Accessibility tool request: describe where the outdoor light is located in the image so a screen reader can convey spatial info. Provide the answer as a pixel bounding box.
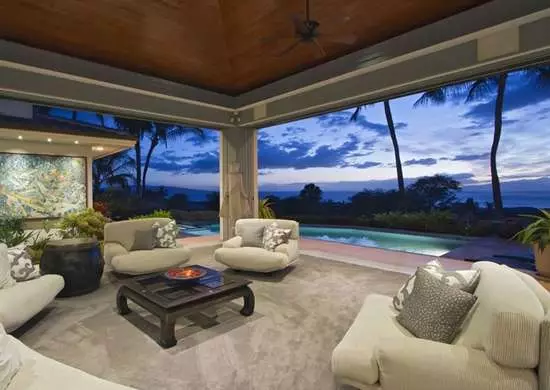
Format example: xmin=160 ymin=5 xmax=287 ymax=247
xmin=17 ymin=135 xmax=23 ymax=140
xmin=47 ymin=138 xmax=52 ymax=143
xmin=74 ymin=140 xmax=79 ymax=144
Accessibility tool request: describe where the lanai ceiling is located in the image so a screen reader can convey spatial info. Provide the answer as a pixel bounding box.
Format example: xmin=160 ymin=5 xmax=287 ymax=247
xmin=1 ymin=0 xmax=490 ymax=95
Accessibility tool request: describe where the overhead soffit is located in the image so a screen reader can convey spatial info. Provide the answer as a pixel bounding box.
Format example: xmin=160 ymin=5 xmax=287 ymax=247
xmin=0 ymin=0 xmax=490 ymax=95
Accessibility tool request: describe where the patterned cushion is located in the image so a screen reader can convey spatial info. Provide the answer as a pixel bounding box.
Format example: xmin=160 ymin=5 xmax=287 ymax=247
xmin=240 ymin=225 xmax=265 ymax=248
xmin=397 ymin=268 xmax=478 ymax=343
xmin=484 ymin=312 xmax=540 ymax=369
xmin=152 ymin=220 xmax=179 ymax=248
xmin=262 ymin=222 xmax=291 ymax=251
xmin=393 ymin=259 xmax=480 ymax=310
xmin=7 ymin=246 xmax=40 ymax=282
xmin=0 ymin=244 xmax=15 ymax=289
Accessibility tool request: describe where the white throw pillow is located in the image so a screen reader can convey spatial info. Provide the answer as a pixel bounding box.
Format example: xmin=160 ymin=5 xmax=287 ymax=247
xmin=393 ymin=259 xmax=480 ymax=311
xmin=153 ymin=220 xmax=179 ymax=248
xmin=7 ymin=246 xmax=40 ymax=282
xmin=0 ymin=244 xmax=15 ymax=290
xmin=0 ymin=324 xmax=21 ymax=390
xmin=262 ymin=222 xmax=291 ymax=251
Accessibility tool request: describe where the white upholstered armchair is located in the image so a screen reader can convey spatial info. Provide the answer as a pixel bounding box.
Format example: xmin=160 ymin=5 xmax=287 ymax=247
xmin=214 ymin=219 xmax=299 ymax=272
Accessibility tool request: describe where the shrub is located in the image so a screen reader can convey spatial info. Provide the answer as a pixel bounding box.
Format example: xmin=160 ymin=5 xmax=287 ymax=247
xmin=60 ymin=208 xmax=110 ymax=240
xmin=0 ymin=218 xmax=33 ymax=247
xmin=131 ymin=209 xmax=173 ymax=220
xmin=372 ymin=211 xmax=456 ymax=233
xmin=259 ymin=199 xmax=276 ymax=219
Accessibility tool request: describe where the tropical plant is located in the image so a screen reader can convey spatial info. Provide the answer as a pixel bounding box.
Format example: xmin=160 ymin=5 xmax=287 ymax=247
xmin=113 ymin=117 xmax=154 ymax=197
xmin=407 ymin=174 xmax=461 ymax=210
xmin=258 ymin=199 xmax=276 ymax=219
xmin=26 ymin=220 xmax=58 ymax=264
xmin=351 ymin=101 xmax=404 ymax=194
xmin=130 ymin=210 xmax=173 ymax=220
xmin=141 ymin=123 xmax=204 ymax=198
xmin=299 ymin=183 xmax=323 ymax=203
xmin=92 ymin=151 xmax=135 ymax=193
xmin=60 ymin=209 xmax=110 ymax=240
xmin=0 ymin=218 xmax=33 ymax=247
xmin=414 ymin=66 xmax=550 ymax=211
xmin=513 ymin=210 xmax=550 ymax=251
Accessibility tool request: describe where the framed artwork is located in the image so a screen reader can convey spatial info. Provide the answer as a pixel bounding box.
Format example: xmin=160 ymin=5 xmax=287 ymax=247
xmin=0 ymin=152 xmax=87 ymax=218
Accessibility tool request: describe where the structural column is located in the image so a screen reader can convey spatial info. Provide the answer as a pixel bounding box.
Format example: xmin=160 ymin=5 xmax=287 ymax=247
xmin=219 ymin=127 xmax=258 ymax=240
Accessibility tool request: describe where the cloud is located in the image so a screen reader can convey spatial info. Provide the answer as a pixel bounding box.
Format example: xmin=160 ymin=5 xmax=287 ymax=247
xmin=149 ymin=151 xmax=220 ymax=174
xmin=453 ymin=152 xmax=490 ymax=161
xmin=353 ymin=161 xmax=382 ymax=168
xmin=281 ymin=126 xmax=307 ymax=137
xmin=186 ymin=129 xmax=219 ymax=146
xmin=403 ymin=158 xmax=437 ymax=166
xmin=316 ymin=111 xmax=407 ymax=136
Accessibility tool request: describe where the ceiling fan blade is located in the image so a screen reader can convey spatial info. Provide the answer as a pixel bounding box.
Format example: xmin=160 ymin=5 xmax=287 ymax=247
xmin=276 ymin=40 xmax=302 ymax=57
xmin=312 ymin=38 xmax=326 ymax=57
xmin=320 ymin=33 xmax=357 ymax=46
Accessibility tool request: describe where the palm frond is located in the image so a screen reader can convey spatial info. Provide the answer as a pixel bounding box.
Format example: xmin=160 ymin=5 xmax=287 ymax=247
xmin=413 ymin=89 xmax=446 ymax=107
xmin=350 ymin=106 xmax=363 ymax=122
xmin=465 ymin=77 xmax=498 ymax=102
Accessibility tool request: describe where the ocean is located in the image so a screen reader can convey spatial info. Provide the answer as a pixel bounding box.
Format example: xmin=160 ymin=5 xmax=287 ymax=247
xmin=162 ymin=186 xmax=550 ymax=208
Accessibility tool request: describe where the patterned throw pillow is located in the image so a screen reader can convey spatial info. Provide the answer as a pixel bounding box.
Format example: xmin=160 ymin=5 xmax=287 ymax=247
xmin=262 ymin=222 xmax=291 ymax=251
xmin=7 ymin=246 xmax=40 ymax=282
xmin=153 ymin=220 xmax=179 ymax=248
xmin=393 ymin=259 xmax=480 ymax=311
xmin=397 ymin=268 xmax=478 ymax=343
xmin=0 ymin=244 xmax=16 ymax=289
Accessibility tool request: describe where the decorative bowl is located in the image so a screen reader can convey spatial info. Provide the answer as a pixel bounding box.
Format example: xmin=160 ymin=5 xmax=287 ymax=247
xmin=164 ymin=266 xmax=206 ymax=281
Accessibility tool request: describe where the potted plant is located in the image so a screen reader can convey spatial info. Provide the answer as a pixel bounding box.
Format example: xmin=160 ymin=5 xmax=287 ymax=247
xmin=514 ymin=209 xmax=550 ymax=277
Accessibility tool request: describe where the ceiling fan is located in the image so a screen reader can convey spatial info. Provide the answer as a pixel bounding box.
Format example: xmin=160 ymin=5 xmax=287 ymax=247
xmin=274 ymin=0 xmax=357 ymax=57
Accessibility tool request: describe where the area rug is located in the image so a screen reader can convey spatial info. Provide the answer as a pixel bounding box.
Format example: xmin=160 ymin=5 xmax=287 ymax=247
xmin=18 ymin=255 xmax=407 ymax=390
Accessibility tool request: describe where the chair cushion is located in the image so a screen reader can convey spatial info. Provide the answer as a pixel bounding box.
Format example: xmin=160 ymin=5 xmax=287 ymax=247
xmin=0 ymin=245 xmax=15 ymax=290
xmin=0 ymin=326 xmax=21 ymax=390
xmin=0 ymin=275 xmax=64 ymax=332
xmin=484 ymin=312 xmax=540 ymax=369
xmin=397 ymin=268 xmax=477 ymax=343
xmin=239 ymin=225 xmax=265 ymax=248
xmin=7 ymin=336 xmax=135 ymax=390
xmin=214 ymin=247 xmax=290 ymax=272
xmin=111 ymin=247 xmax=190 ymax=275
xmin=393 ymin=259 xmax=480 ymax=310
xmin=129 ymin=227 xmax=157 ymax=251
xmin=540 ymin=312 xmax=550 ymax=390
xmin=331 ymin=294 xmax=412 ymax=386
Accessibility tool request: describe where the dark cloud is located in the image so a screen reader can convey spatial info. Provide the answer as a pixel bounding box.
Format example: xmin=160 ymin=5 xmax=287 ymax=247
xmin=186 ymin=129 xmax=219 ymax=146
xmin=316 ymin=111 xmax=407 ymax=136
xmin=353 ymin=161 xmax=382 ymax=168
xmin=149 ymin=151 xmax=220 ymax=174
xmin=403 ymin=158 xmax=437 ymax=166
xmin=281 ymin=126 xmax=307 ymax=137
xmin=453 ymin=152 xmax=490 ymax=161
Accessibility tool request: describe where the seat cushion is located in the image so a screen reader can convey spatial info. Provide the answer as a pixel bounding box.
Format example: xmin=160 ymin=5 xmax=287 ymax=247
xmin=111 ymin=247 xmax=191 ymax=275
xmin=332 ymin=294 xmax=412 ymax=386
xmin=7 ymin=336 xmax=135 ymax=390
xmin=0 ymin=275 xmax=64 ymax=332
xmin=214 ymin=247 xmax=290 ymax=272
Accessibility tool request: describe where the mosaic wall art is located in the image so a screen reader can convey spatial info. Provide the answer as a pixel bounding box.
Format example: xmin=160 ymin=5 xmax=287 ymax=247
xmin=0 ymin=153 xmax=87 ymax=218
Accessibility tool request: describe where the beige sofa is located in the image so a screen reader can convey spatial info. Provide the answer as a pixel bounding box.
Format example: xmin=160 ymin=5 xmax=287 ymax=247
xmin=214 ymin=218 xmax=299 ymax=272
xmin=0 ymin=275 xmax=64 ymax=332
xmin=104 ymin=218 xmax=190 ymax=275
xmin=332 ymin=261 xmax=550 ymax=390
xmin=4 ymin=329 xmax=135 ymax=389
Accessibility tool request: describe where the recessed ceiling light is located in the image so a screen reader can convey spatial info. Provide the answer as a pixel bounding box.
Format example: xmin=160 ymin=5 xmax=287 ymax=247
xmin=92 ymin=146 xmax=104 ymax=151
xmin=47 ymin=138 xmax=52 ymax=143
xmin=17 ymin=135 xmax=23 ymax=140
xmin=74 ymin=140 xmax=79 ymax=144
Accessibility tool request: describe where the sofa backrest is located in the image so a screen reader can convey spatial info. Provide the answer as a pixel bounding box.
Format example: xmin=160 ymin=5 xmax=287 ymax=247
xmin=456 ymin=262 xmax=545 ymax=349
xmin=104 ymin=218 xmax=172 ymax=251
xmin=235 ymin=219 xmax=299 ymax=240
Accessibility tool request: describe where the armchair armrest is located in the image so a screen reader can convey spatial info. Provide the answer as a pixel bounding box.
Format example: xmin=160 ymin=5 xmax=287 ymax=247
xmin=223 ymin=236 xmax=243 ymax=248
xmin=376 ymin=337 xmax=537 ymax=390
xmin=103 ymin=242 xmax=128 ymax=265
xmin=274 ymin=239 xmax=299 ymax=261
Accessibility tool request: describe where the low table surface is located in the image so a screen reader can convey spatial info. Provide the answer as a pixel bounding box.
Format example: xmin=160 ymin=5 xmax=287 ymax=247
xmin=120 ymin=265 xmax=251 ymax=309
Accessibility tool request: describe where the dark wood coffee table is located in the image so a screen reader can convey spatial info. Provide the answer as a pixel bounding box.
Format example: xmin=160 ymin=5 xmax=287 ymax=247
xmin=116 ymin=265 xmax=254 ymax=348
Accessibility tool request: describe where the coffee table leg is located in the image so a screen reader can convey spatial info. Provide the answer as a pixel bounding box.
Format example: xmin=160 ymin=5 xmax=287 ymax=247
xmin=240 ymin=286 xmax=255 ymax=316
xmin=116 ymin=288 xmax=131 ymax=315
xmin=159 ymin=316 xmax=177 ymax=348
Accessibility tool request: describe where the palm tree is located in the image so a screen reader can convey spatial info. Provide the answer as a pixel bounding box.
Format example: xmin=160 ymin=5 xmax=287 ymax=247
xmin=141 ymin=123 xmax=204 ymax=198
xmin=92 ymin=151 xmax=135 ymax=193
xmin=414 ymin=66 xmax=550 ymax=211
xmin=351 ymin=101 xmax=405 ymax=195
xmin=113 ymin=117 xmax=153 ymax=196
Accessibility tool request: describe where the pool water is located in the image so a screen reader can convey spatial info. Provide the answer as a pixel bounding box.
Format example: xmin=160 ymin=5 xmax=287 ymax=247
xmin=182 ymin=223 xmax=468 ymax=256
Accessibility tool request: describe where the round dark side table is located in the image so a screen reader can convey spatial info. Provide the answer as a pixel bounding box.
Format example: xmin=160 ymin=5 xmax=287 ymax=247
xmin=41 ymin=238 xmax=104 ymax=297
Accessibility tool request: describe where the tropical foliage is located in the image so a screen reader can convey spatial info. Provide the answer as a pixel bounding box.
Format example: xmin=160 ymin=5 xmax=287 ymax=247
xmin=92 ymin=151 xmax=135 ymax=193
xmin=258 ymin=199 xmax=276 ymax=219
xmin=60 ymin=208 xmax=110 ymax=240
xmin=0 ymin=218 xmax=32 ymax=247
xmin=513 ymin=209 xmax=550 ymax=251
xmin=130 ymin=209 xmax=173 ymax=220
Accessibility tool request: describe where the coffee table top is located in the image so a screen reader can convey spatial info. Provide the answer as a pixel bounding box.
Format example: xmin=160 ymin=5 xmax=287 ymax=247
xmin=119 ymin=265 xmax=251 ymax=309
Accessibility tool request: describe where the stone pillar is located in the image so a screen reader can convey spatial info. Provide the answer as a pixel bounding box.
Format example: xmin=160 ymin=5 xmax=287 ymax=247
xmin=219 ymin=127 xmax=258 ymax=240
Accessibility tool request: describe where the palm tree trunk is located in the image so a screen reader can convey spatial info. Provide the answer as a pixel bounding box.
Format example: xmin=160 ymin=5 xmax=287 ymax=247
xmin=491 ymin=73 xmax=507 ymax=211
xmin=134 ymin=134 xmax=142 ymax=196
xmin=141 ymin=138 xmax=158 ymax=198
xmin=384 ymin=100 xmax=405 ymax=195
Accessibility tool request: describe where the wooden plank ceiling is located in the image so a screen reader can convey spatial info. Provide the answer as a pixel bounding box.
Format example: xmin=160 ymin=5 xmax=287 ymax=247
xmin=0 ymin=0 xmax=490 ymax=95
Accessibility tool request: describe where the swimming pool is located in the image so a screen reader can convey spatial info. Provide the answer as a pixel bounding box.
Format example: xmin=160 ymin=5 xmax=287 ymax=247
xmin=181 ymin=223 xmax=468 ymax=256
